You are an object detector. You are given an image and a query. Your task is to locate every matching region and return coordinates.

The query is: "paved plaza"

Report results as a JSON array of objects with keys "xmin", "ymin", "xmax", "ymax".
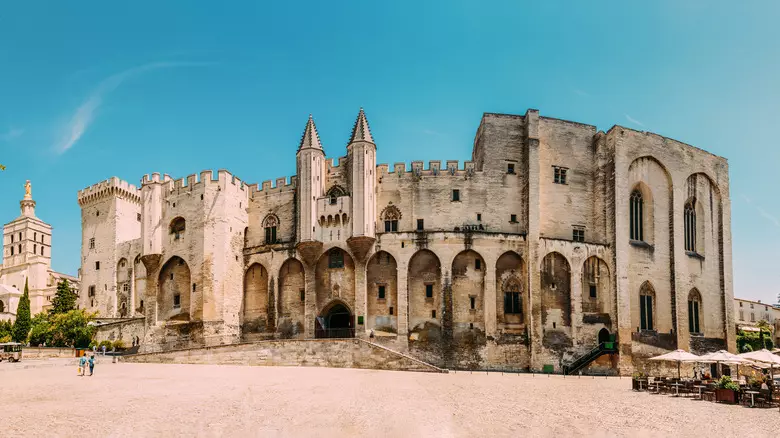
[{"xmin": 0, "ymin": 361, "xmax": 778, "ymax": 437}]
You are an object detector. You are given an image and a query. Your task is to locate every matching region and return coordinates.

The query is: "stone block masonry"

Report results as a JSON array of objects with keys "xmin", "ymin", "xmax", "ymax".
[{"xmin": 78, "ymin": 107, "xmax": 733, "ymax": 375}]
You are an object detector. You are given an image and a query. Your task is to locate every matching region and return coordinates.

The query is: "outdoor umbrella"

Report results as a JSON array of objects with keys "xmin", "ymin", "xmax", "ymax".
[
  {"xmin": 738, "ymin": 349, "xmax": 780, "ymax": 385},
  {"xmin": 649, "ymin": 349, "xmax": 700, "ymax": 379},
  {"xmin": 694, "ymin": 350, "xmax": 753, "ymax": 379}
]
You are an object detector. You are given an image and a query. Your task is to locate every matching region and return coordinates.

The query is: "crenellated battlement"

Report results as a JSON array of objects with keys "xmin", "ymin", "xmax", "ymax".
[
  {"xmin": 249, "ymin": 175, "xmax": 297, "ymax": 198},
  {"xmin": 141, "ymin": 169, "xmax": 249, "ymax": 195},
  {"xmin": 77, "ymin": 177, "xmax": 142, "ymax": 207},
  {"xmin": 376, "ymin": 160, "xmax": 476, "ymax": 179},
  {"xmin": 326, "ymin": 156, "xmax": 348, "ymax": 170}
]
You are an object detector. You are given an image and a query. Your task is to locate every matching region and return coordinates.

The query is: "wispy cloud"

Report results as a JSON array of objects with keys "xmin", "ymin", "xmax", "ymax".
[
  {"xmin": 56, "ymin": 61, "xmax": 210, "ymax": 154},
  {"xmin": 742, "ymin": 194, "xmax": 780, "ymax": 228},
  {"xmin": 0, "ymin": 128, "xmax": 24, "ymax": 142},
  {"xmin": 625, "ymin": 114, "xmax": 645, "ymax": 127}
]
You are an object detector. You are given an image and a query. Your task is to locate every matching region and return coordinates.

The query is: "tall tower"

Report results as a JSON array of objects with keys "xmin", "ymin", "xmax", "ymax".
[
  {"xmin": 347, "ymin": 108, "xmax": 376, "ymax": 239},
  {"xmin": 1, "ymin": 181, "xmax": 53, "ymax": 315},
  {"xmin": 296, "ymin": 115, "xmax": 325, "ymax": 243}
]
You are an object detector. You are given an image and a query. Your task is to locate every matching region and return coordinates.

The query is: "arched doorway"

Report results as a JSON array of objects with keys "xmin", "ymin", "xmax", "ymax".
[
  {"xmin": 598, "ymin": 328, "xmax": 610, "ymax": 344},
  {"xmin": 315, "ymin": 301, "xmax": 354, "ymax": 338}
]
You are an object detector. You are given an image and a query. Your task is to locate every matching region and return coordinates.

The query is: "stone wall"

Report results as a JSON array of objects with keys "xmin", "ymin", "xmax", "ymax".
[
  {"xmin": 22, "ymin": 347, "xmax": 76, "ymax": 359},
  {"xmin": 123, "ymin": 339, "xmax": 444, "ymax": 373}
]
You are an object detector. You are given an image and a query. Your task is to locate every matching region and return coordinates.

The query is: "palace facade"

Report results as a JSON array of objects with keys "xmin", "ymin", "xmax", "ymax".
[{"xmin": 78, "ymin": 108, "xmax": 734, "ymax": 372}]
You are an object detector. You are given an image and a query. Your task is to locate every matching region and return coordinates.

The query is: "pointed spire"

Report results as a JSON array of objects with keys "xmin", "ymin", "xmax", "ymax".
[
  {"xmin": 298, "ymin": 114, "xmax": 323, "ymax": 151},
  {"xmin": 349, "ymin": 107, "xmax": 374, "ymax": 144}
]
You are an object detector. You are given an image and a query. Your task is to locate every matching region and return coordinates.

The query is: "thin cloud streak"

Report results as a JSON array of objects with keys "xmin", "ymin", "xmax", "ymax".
[
  {"xmin": 625, "ymin": 114, "xmax": 645, "ymax": 127},
  {"xmin": 0, "ymin": 128, "xmax": 24, "ymax": 142},
  {"xmin": 741, "ymin": 194, "xmax": 780, "ymax": 228},
  {"xmin": 56, "ymin": 61, "xmax": 210, "ymax": 154}
]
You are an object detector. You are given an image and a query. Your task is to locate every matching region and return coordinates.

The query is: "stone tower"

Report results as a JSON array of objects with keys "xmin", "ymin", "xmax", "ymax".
[
  {"xmin": 347, "ymin": 108, "xmax": 377, "ymax": 241},
  {"xmin": 296, "ymin": 115, "xmax": 326, "ymax": 244}
]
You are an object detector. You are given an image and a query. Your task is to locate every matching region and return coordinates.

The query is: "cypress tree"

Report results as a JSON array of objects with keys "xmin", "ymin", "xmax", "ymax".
[
  {"xmin": 12, "ymin": 278, "xmax": 31, "ymax": 343},
  {"xmin": 50, "ymin": 279, "xmax": 77, "ymax": 315}
]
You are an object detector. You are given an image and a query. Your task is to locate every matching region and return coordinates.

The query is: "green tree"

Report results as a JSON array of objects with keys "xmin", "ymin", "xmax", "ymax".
[
  {"xmin": 28, "ymin": 313, "xmax": 52, "ymax": 346},
  {"xmin": 12, "ymin": 279, "xmax": 31, "ymax": 343},
  {"xmin": 0, "ymin": 320, "xmax": 13, "ymax": 342},
  {"xmin": 49, "ymin": 279, "xmax": 78, "ymax": 315},
  {"xmin": 756, "ymin": 320, "xmax": 772, "ymax": 349},
  {"xmin": 50, "ymin": 310, "xmax": 96, "ymax": 348}
]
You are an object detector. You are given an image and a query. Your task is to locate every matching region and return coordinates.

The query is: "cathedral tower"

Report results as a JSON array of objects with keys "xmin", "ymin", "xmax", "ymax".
[{"xmin": 347, "ymin": 108, "xmax": 376, "ymax": 240}]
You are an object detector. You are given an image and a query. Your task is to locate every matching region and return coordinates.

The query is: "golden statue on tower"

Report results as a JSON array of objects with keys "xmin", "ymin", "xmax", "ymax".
[{"xmin": 24, "ymin": 180, "xmax": 32, "ymax": 200}]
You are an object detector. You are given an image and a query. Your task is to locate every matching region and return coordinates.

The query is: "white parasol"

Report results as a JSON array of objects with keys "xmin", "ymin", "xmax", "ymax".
[{"xmin": 649, "ymin": 349, "xmax": 700, "ymax": 379}]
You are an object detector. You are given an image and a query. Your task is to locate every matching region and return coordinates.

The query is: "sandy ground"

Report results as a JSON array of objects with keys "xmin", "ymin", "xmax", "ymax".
[{"xmin": 1, "ymin": 361, "xmax": 779, "ymax": 438}]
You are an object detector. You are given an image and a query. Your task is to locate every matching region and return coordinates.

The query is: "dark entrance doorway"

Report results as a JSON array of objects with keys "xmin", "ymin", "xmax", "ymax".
[
  {"xmin": 598, "ymin": 328, "xmax": 610, "ymax": 344},
  {"xmin": 315, "ymin": 302, "xmax": 355, "ymax": 338}
]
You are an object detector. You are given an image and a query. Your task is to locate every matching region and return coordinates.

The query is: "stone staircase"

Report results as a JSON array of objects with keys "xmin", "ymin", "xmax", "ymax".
[{"xmin": 122, "ymin": 338, "xmax": 446, "ymax": 373}]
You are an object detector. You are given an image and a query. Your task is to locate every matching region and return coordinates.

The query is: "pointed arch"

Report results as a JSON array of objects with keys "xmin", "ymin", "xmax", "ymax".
[
  {"xmin": 315, "ymin": 247, "xmax": 355, "ymax": 313},
  {"xmin": 242, "ymin": 263, "xmax": 269, "ymax": 334},
  {"xmin": 169, "ymin": 217, "xmax": 186, "ymax": 241},
  {"xmin": 540, "ymin": 252, "xmax": 571, "ymax": 330},
  {"xmin": 326, "ymin": 185, "xmax": 347, "ymax": 205},
  {"xmin": 687, "ymin": 288, "xmax": 703, "ymax": 335},
  {"xmin": 158, "ymin": 256, "xmax": 192, "ymax": 322},
  {"xmin": 133, "ymin": 254, "xmax": 146, "ymax": 314},
  {"xmin": 278, "ymin": 258, "xmax": 305, "ymax": 338},
  {"xmin": 367, "ymin": 251, "xmax": 398, "ymax": 332},
  {"xmin": 639, "ymin": 281, "xmax": 656, "ymax": 331},
  {"xmin": 451, "ymin": 249, "xmax": 485, "ymax": 332},
  {"xmin": 581, "ymin": 256, "xmax": 611, "ymax": 316},
  {"xmin": 408, "ymin": 249, "xmax": 442, "ymax": 331},
  {"xmin": 496, "ymin": 251, "xmax": 526, "ymax": 328},
  {"xmin": 263, "ymin": 213, "xmax": 279, "ymax": 244},
  {"xmin": 380, "ymin": 204, "xmax": 401, "ymax": 232}
]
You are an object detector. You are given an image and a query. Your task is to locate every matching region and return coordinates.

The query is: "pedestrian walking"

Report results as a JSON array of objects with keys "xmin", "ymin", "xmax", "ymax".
[
  {"xmin": 101, "ymin": 345, "xmax": 106, "ymax": 356},
  {"xmin": 88, "ymin": 354, "xmax": 95, "ymax": 376},
  {"xmin": 78, "ymin": 355, "xmax": 87, "ymax": 376}
]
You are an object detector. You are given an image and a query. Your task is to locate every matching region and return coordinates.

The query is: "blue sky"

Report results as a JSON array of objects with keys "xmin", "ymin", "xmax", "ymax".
[{"xmin": 0, "ymin": 1, "xmax": 778, "ymax": 304}]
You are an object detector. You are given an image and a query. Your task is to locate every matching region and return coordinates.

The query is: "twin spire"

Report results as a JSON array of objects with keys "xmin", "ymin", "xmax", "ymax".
[{"xmin": 297, "ymin": 108, "xmax": 374, "ymax": 152}]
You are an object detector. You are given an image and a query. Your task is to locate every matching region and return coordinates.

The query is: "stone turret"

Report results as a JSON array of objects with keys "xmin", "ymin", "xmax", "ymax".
[
  {"xmin": 347, "ymin": 108, "xmax": 376, "ymax": 261},
  {"xmin": 296, "ymin": 115, "xmax": 326, "ymax": 248}
]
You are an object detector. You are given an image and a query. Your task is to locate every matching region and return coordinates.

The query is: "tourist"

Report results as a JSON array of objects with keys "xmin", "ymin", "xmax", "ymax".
[
  {"xmin": 88, "ymin": 355, "xmax": 95, "ymax": 376},
  {"xmin": 78, "ymin": 355, "xmax": 87, "ymax": 376},
  {"xmin": 101, "ymin": 345, "xmax": 106, "ymax": 356}
]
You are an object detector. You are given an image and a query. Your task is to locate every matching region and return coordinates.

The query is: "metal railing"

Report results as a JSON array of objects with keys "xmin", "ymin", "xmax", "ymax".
[{"xmin": 314, "ymin": 327, "xmax": 355, "ymax": 339}]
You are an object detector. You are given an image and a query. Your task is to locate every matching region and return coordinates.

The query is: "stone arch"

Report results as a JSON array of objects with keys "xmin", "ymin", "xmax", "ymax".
[
  {"xmin": 157, "ymin": 256, "xmax": 192, "ymax": 322},
  {"xmin": 683, "ymin": 196, "xmax": 705, "ymax": 254},
  {"xmin": 380, "ymin": 204, "xmax": 401, "ymax": 232},
  {"xmin": 638, "ymin": 281, "xmax": 656, "ymax": 331},
  {"xmin": 540, "ymin": 252, "xmax": 571, "ymax": 330},
  {"xmin": 496, "ymin": 251, "xmax": 527, "ymax": 329},
  {"xmin": 315, "ymin": 247, "xmax": 355, "ymax": 313},
  {"xmin": 326, "ymin": 185, "xmax": 347, "ymax": 202},
  {"xmin": 116, "ymin": 257, "xmax": 130, "ymax": 317},
  {"xmin": 598, "ymin": 327, "xmax": 610, "ymax": 344},
  {"xmin": 687, "ymin": 288, "xmax": 703, "ymax": 335},
  {"xmin": 366, "ymin": 250, "xmax": 398, "ymax": 332},
  {"xmin": 408, "ymin": 249, "xmax": 442, "ymax": 331},
  {"xmin": 169, "ymin": 217, "xmax": 186, "ymax": 240},
  {"xmin": 278, "ymin": 258, "xmax": 305, "ymax": 338},
  {"xmin": 262, "ymin": 214, "xmax": 279, "ymax": 244},
  {"xmin": 629, "ymin": 181, "xmax": 654, "ymax": 244},
  {"xmin": 242, "ymin": 263, "xmax": 269, "ymax": 334},
  {"xmin": 133, "ymin": 254, "xmax": 146, "ymax": 314},
  {"xmin": 581, "ymin": 256, "xmax": 611, "ymax": 316},
  {"xmin": 451, "ymin": 249, "xmax": 485, "ymax": 333},
  {"xmin": 316, "ymin": 298, "xmax": 354, "ymax": 338}
]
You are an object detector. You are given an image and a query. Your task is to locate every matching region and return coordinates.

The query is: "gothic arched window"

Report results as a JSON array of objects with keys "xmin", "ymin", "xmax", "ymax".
[
  {"xmin": 502, "ymin": 277, "xmax": 523, "ymax": 321},
  {"xmin": 688, "ymin": 289, "xmax": 702, "ymax": 334},
  {"xmin": 639, "ymin": 282, "xmax": 655, "ymax": 331},
  {"xmin": 170, "ymin": 217, "xmax": 186, "ymax": 241},
  {"xmin": 630, "ymin": 190, "xmax": 644, "ymax": 241},
  {"xmin": 326, "ymin": 186, "xmax": 346, "ymax": 205},
  {"xmin": 263, "ymin": 214, "xmax": 279, "ymax": 244},
  {"xmin": 684, "ymin": 201, "xmax": 696, "ymax": 252},
  {"xmin": 381, "ymin": 205, "xmax": 402, "ymax": 233}
]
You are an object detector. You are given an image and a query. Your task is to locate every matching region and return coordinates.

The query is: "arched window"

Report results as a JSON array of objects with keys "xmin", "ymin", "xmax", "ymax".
[
  {"xmin": 33, "ymin": 244, "xmax": 37, "ymax": 254},
  {"xmin": 630, "ymin": 190, "xmax": 643, "ymax": 241},
  {"xmin": 328, "ymin": 248, "xmax": 344, "ymax": 269},
  {"xmin": 502, "ymin": 277, "xmax": 523, "ymax": 322},
  {"xmin": 169, "ymin": 217, "xmax": 186, "ymax": 240},
  {"xmin": 381, "ymin": 205, "xmax": 401, "ymax": 233},
  {"xmin": 684, "ymin": 201, "xmax": 696, "ymax": 252},
  {"xmin": 0, "ymin": 300, "xmax": 4, "ymax": 312},
  {"xmin": 326, "ymin": 186, "xmax": 346, "ymax": 205},
  {"xmin": 688, "ymin": 289, "xmax": 702, "ymax": 334},
  {"xmin": 263, "ymin": 214, "xmax": 279, "ymax": 244},
  {"xmin": 639, "ymin": 282, "xmax": 655, "ymax": 331}
]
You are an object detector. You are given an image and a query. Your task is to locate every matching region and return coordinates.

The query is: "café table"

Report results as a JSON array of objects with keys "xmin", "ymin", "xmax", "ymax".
[
  {"xmin": 670, "ymin": 383, "xmax": 683, "ymax": 397},
  {"xmin": 693, "ymin": 385, "xmax": 707, "ymax": 400},
  {"xmin": 745, "ymin": 390, "xmax": 759, "ymax": 408}
]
